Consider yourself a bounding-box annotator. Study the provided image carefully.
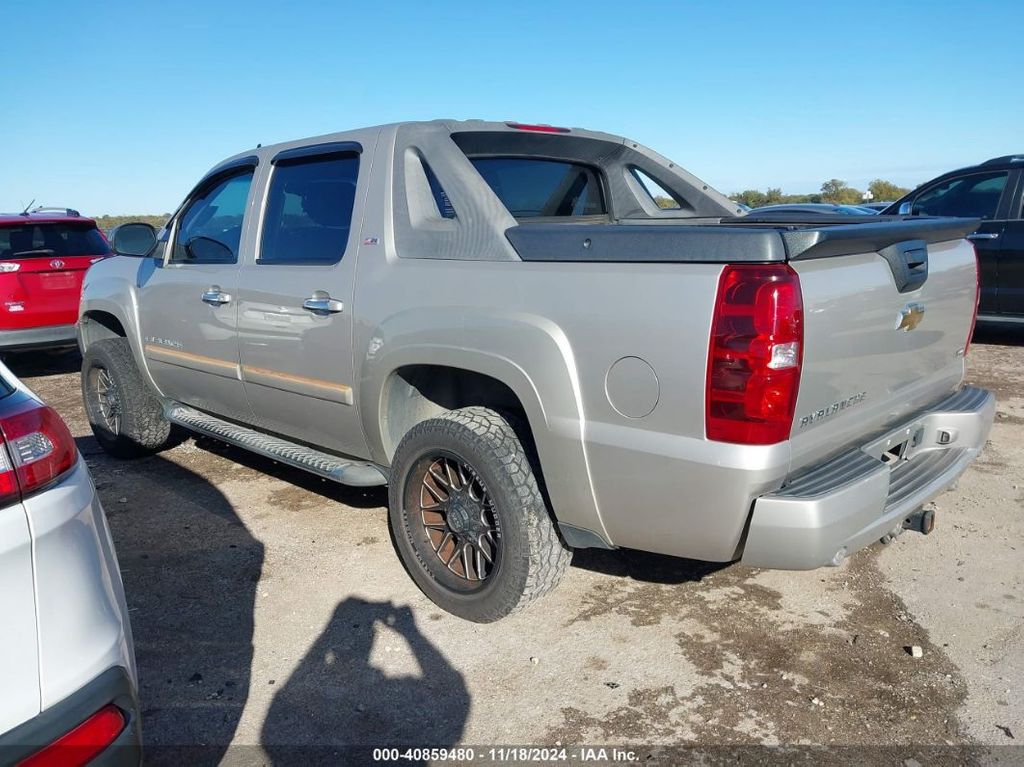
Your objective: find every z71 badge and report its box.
[799,392,867,429]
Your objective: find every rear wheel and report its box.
[82,338,175,458]
[389,406,572,622]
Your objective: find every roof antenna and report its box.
[20,199,35,216]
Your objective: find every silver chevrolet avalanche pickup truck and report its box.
[78,120,994,622]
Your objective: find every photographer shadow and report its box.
[72,437,262,766]
[261,598,469,765]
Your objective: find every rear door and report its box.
[995,172,1024,316]
[0,222,110,330]
[235,142,367,457]
[906,169,1015,315]
[137,165,255,424]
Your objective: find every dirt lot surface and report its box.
[7,324,1022,764]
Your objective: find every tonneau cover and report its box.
[505,216,981,263]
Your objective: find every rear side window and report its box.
[0,223,111,259]
[469,157,606,218]
[260,154,359,265]
[912,171,1009,219]
[632,168,682,210]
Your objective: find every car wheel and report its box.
[82,338,175,458]
[389,406,572,622]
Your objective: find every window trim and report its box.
[271,141,363,166]
[256,149,361,267]
[168,166,256,266]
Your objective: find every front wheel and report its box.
[388,407,572,622]
[82,338,176,458]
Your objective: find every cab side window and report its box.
[259,154,359,265]
[911,171,1009,220]
[171,171,254,264]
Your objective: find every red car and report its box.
[0,208,111,351]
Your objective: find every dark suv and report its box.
[883,156,1024,321]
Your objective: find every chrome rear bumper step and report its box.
[741,386,995,570]
[165,404,387,487]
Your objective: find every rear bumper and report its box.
[0,323,78,350]
[741,386,995,569]
[0,666,141,765]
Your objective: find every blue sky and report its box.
[2,1,1021,214]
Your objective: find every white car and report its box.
[0,360,139,764]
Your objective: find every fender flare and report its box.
[359,309,610,543]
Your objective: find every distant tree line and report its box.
[93,214,170,232]
[729,179,911,208]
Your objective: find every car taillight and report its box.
[0,400,77,505]
[18,704,126,767]
[964,247,981,356]
[0,262,21,272]
[706,264,804,445]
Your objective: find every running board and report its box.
[165,404,387,487]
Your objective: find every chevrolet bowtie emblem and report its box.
[897,303,926,331]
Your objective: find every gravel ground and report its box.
[6,326,1022,764]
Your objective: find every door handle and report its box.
[201,287,232,305]
[967,232,999,241]
[302,294,344,314]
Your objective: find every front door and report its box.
[137,166,255,423]
[236,143,367,458]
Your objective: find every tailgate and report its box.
[788,235,978,473]
[0,254,100,329]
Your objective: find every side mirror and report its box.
[898,201,914,216]
[111,223,157,257]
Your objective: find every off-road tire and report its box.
[389,406,572,622]
[82,338,175,458]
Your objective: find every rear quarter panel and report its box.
[26,462,137,708]
[0,497,40,734]
[356,247,780,559]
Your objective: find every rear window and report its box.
[469,157,606,218]
[0,223,111,259]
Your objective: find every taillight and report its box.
[0,262,21,272]
[706,264,804,445]
[964,247,981,356]
[18,704,126,767]
[505,122,570,133]
[0,400,77,504]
